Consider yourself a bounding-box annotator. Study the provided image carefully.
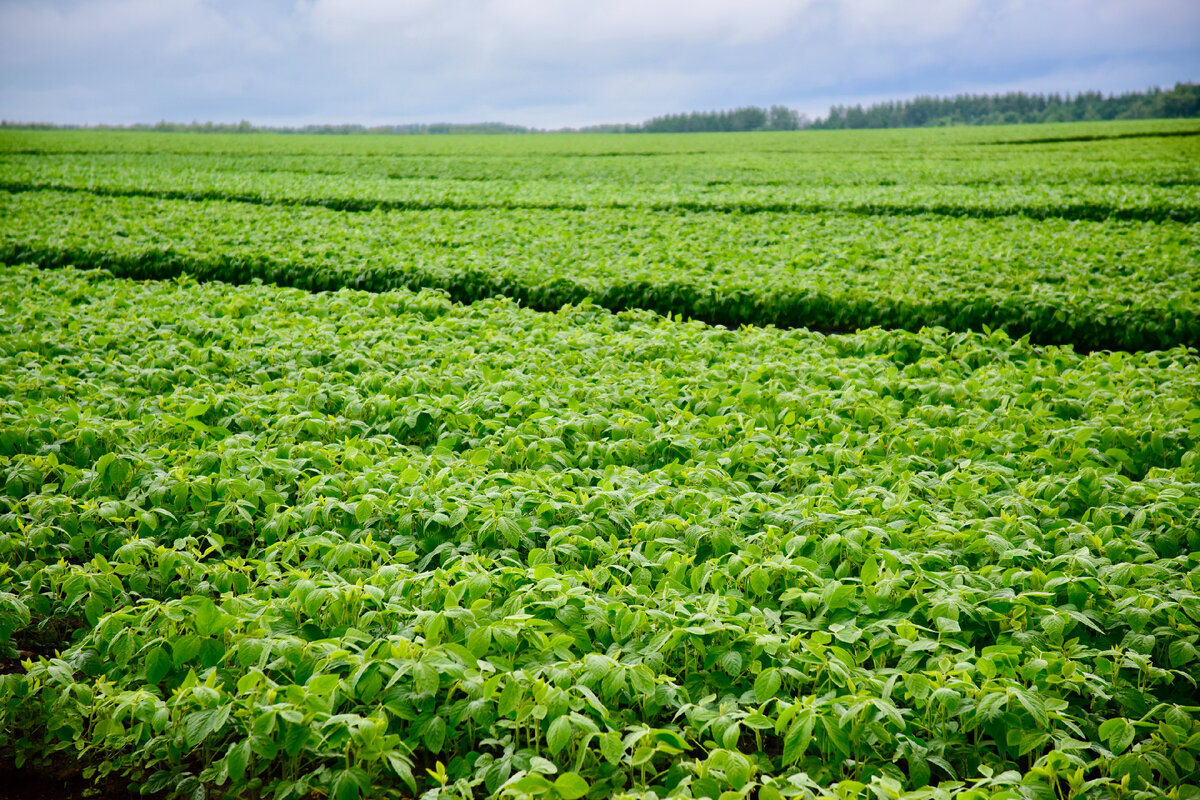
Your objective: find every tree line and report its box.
[0,119,532,135]
[571,105,804,133]
[3,83,1195,135]
[811,82,1200,129]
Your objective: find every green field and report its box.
[1,122,1199,800]
[2,121,1198,349]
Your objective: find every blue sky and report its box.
[2,0,1198,128]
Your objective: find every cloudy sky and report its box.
[2,0,1198,128]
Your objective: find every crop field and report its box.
[0,121,1199,800]
[1,121,1198,349]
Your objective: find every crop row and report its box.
[1,153,1198,222]
[2,122,1196,219]
[43,151,1192,190]
[2,118,1197,160]
[2,189,1198,351]
[2,264,1199,798]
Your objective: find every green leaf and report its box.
[423,716,446,753]
[652,730,687,751]
[385,753,417,793]
[529,756,557,775]
[754,668,781,703]
[414,661,439,696]
[307,673,340,695]
[184,706,231,749]
[466,625,491,657]
[547,716,572,756]
[185,402,210,419]
[821,713,851,757]
[95,453,116,483]
[554,772,589,800]
[1018,730,1050,757]
[718,650,743,676]
[145,645,171,683]
[226,739,250,783]
[832,623,863,643]
[630,746,655,767]
[748,568,769,595]
[724,752,751,789]
[825,583,855,610]
[333,769,360,800]
[172,634,202,668]
[1101,718,1135,754]
[600,731,623,765]
[908,755,931,787]
[760,785,783,800]
[83,594,105,627]
[721,722,741,750]
[237,671,262,694]
[498,680,522,717]
[497,517,523,547]
[513,774,554,794]
[783,710,814,764]
[192,598,221,636]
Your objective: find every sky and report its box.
[1,0,1198,129]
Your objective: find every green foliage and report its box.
[812,82,1200,130]
[1,265,1199,799]
[0,121,1198,799]
[0,120,1198,349]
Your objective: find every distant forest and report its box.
[3,82,1196,135]
[811,81,1200,129]
[0,119,534,136]
[573,105,804,133]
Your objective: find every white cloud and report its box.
[302,0,809,49]
[1,0,1197,126]
[838,0,982,43]
[1,0,234,61]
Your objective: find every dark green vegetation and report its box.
[812,83,1200,130]
[589,106,803,134]
[1,120,1198,350]
[0,122,1199,799]
[592,84,1200,133]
